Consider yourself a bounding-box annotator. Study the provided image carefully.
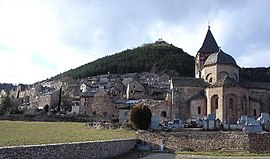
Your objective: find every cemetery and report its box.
[149,112,270,133]
[138,112,270,153]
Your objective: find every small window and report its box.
[209,78,212,83]
[229,98,233,109]
[161,111,166,117]
[241,100,244,110]
[215,98,219,109]
[253,109,257,117]
[198,107,201,115]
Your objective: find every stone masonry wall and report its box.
[0,139,136,159]
[248,133,270,153]
[136,131,250,151]
[137,131,270,153]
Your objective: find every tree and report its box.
[0,95,11,115]
[43,105,49,113]
[130,103,152,130]
[57,86,62,112]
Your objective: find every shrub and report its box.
[130,103,152,130]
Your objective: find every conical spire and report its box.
[198,26,219,54]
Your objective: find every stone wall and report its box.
[249,133,270,153]
[0,139,136,159]
[91,90,117,118]
[136,131,270,152]
[136,131,248,151]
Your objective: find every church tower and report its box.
[195,26,219,78]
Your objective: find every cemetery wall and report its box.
[136,130,270,152]
[0,139,136,159]
[248,133,270,153]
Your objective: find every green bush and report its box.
[130,103,152,130]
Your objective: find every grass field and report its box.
[0,121,135,147]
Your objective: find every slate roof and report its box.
[204,49,237,67]
[172,77,209,87]
[80,92,95,97]
[190,91,206,100]
[198,26,220,54]
[209,75,243,88]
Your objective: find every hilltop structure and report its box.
[169,26,270,123]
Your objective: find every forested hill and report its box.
[55,40,195,79]
[240,67,270,82]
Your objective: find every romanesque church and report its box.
[169,26,270,124]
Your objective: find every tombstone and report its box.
[207,114,216,120]
[237,115,249,125]
[257,113,270,131]
[245,118,260,125]
[243,118,262,133]
[243,125,262,133]
[172,119,184,129]
[257,113,270,124]
[203,114,221,130]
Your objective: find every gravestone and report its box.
[243,118,262,133]
[203,114,221,130]
[257,113,270,131]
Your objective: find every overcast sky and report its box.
[0,0,269,84]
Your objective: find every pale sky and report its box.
[0,0,269,84]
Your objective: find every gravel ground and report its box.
[139,153,270,159]
[115,151,270,159]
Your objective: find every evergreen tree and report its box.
[0,95,11,115]
[130,103,152,130]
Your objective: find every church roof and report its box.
[172,77,209,87]
[190,91,206,100]
[204,49,238,67]
[209,75,242,88]
[198,26,220,54]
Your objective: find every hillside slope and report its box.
[56,40,195,79]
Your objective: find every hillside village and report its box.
[0,72,170,121]
[1,26,270,130]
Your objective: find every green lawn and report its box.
[0,121,135,147]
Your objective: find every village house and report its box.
[91,90,118,119]
[122,73,139,87]
[139,72,159,85]
[126,80,146,100]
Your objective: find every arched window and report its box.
[253,109,257,117]
[229,98,233,109]
[241,99,244,110]
[206,73,212,82]
[198,107,201,115]
[211,95,219,113]
[215,98,219,109]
